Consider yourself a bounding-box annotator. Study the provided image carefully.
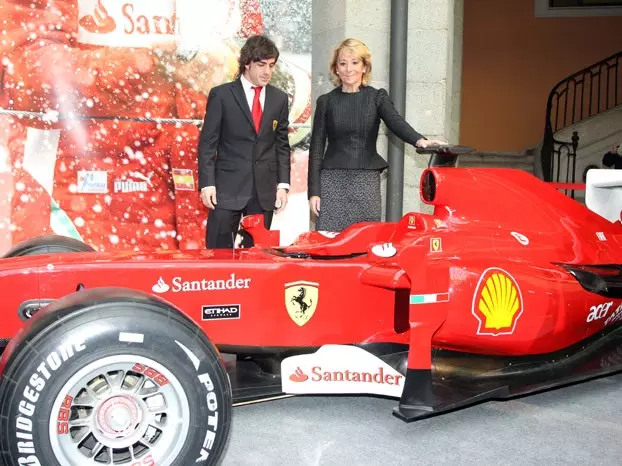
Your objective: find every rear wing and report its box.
[418,144,474,168]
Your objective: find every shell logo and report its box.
[471,267,523,336]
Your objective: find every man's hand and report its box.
[416,138,447,148]
[275,188,288,214]
[201,186,217,210]
[309,196,321,217]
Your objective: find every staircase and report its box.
[456,52,622,198]
[538,51,622,190]
[553,105,622,180]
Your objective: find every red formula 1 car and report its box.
[1,146,621,466]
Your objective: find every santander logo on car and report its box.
[151,274,251,294]
[281,345,405,398]
[288,366,403,386]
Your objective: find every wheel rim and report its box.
[49,355,190,465]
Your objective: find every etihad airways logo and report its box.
[151,273,251,294]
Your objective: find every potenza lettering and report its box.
[15,338,87,466]
[195,373,219,463]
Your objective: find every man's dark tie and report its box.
[251,86,263,133]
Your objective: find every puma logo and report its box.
[128,171,154,187]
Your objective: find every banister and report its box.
[541,51,622,184]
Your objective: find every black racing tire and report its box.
[0,288,231,466]
[2,234,95,258]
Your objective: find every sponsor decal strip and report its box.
[281,345,405,398]
[410,293,449,305]
[202,304,241,321]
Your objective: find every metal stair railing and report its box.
[541,51,622,190]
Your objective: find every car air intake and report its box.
[559,264,622,298]
[420,170,436,203]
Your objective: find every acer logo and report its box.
[605,304,622,326]
[586,301,613,323]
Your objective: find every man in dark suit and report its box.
[198,35,291,249]
[603,144,622,169]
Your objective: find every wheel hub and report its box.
[96,395,142,438]
[49,357,191,466]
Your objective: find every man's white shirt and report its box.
[240,74,266,111]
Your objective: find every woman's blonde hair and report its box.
[329,38,372,87]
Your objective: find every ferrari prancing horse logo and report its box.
[285,281,319,326]
[430,238,442,252]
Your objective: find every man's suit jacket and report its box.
[198,78,291,211]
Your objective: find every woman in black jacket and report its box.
[308,38,444,232]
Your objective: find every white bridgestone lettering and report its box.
[29,373,44,391]
[23,386,39,403]
[36,363,51,380]
[18,401,35,417]
[47,352,62,371]
[15,338,87,466]
[16,417,32,432]
[17,456,41,466]
[17,441,35,454]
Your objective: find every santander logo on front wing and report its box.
[281,345,405,398]
[289,365,403,386]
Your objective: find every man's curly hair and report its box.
[237,35,280,77]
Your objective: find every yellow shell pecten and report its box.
[478,272,520,330]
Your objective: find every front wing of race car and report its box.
[222,324,622,420]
